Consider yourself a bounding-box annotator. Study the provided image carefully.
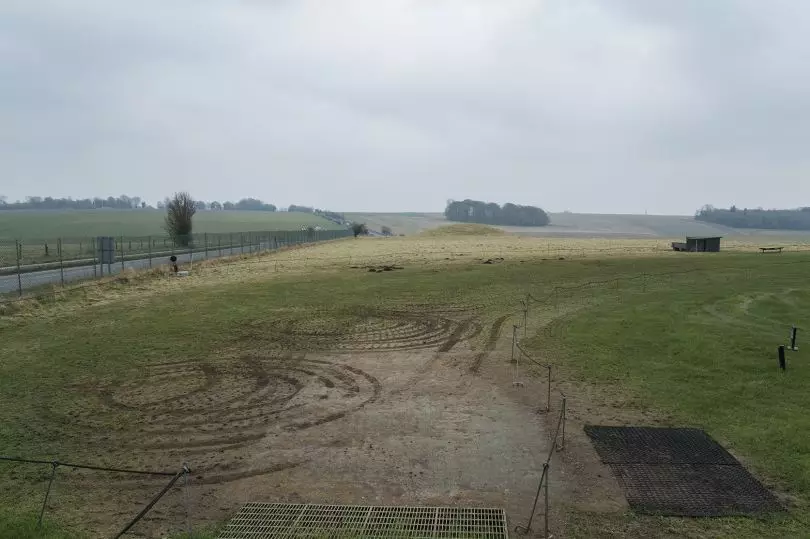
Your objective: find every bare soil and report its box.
[41,308,628,538]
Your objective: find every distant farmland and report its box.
[346,212,810,240]
[0,210,342,240]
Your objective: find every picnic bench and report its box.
[759,247,783,253]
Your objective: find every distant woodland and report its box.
[0,196,342,219]
[695,205,810,230]
[0,195,148,210]
[444,199,550,227]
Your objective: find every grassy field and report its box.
[0,210,341,240]
[343,212,448,235]
[347,211,810,240]
[2,230,810,537]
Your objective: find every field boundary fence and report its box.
[510,291,569,538]
[1,228,352,303]
[0,455,193,537]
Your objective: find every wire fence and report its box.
[0,229,352,302]
[0,455,192,538]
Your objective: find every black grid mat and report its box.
[218,503,509,538]
[585,426,783,516]
[610,463,783,516]
[584,426,739,465]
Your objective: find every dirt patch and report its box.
[36,309,562,538]
[360,265,405,273]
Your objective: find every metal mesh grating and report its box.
[218,503,509,539]
[585,426,784,516]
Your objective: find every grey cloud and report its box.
[1,1,809,213]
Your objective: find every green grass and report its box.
[0,509,84,539]
[0,210,342,240]
[527,255,810,537]
[3,245,810,536]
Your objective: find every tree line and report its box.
[0,195,147,210]
[0,195,340,216]
[444,199,550,227]
[166,198,278,212]
[695,205,810,230]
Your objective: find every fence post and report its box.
[557,395,567,451]
[511,325,517,363]
[92,237,98,277]
[120,236,125,272]
[240,233,244,255]
[204,233,208,260]
[15,240,23,297]
[183,463,191,534]
[38,462,59,529]
[148,236,152,268]
[523,300,528,338]
[58,238,65,288]
[514,462,548,536]
[218,235,222,257]
[543,462,550,539]
[546,365,552,413]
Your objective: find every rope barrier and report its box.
[0,455,177,476]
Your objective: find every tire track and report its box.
[438,320,472,352]
[470,314,510,373]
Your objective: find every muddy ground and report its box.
[43,310,623,538]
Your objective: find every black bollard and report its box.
[778,345,786,371]
[790,326,798,351]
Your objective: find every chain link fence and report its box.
[0,229,352,302]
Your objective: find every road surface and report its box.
[1,242,262,296]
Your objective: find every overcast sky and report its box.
[2,1,809,214]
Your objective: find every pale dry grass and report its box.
[248,235,676,272]
[5,234,810,322]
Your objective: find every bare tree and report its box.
[164,192,197,245]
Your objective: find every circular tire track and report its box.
[278,313,481,352]
[49,311,478,485]
[51,355,380,483]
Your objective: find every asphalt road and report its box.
[1,243,259,296]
